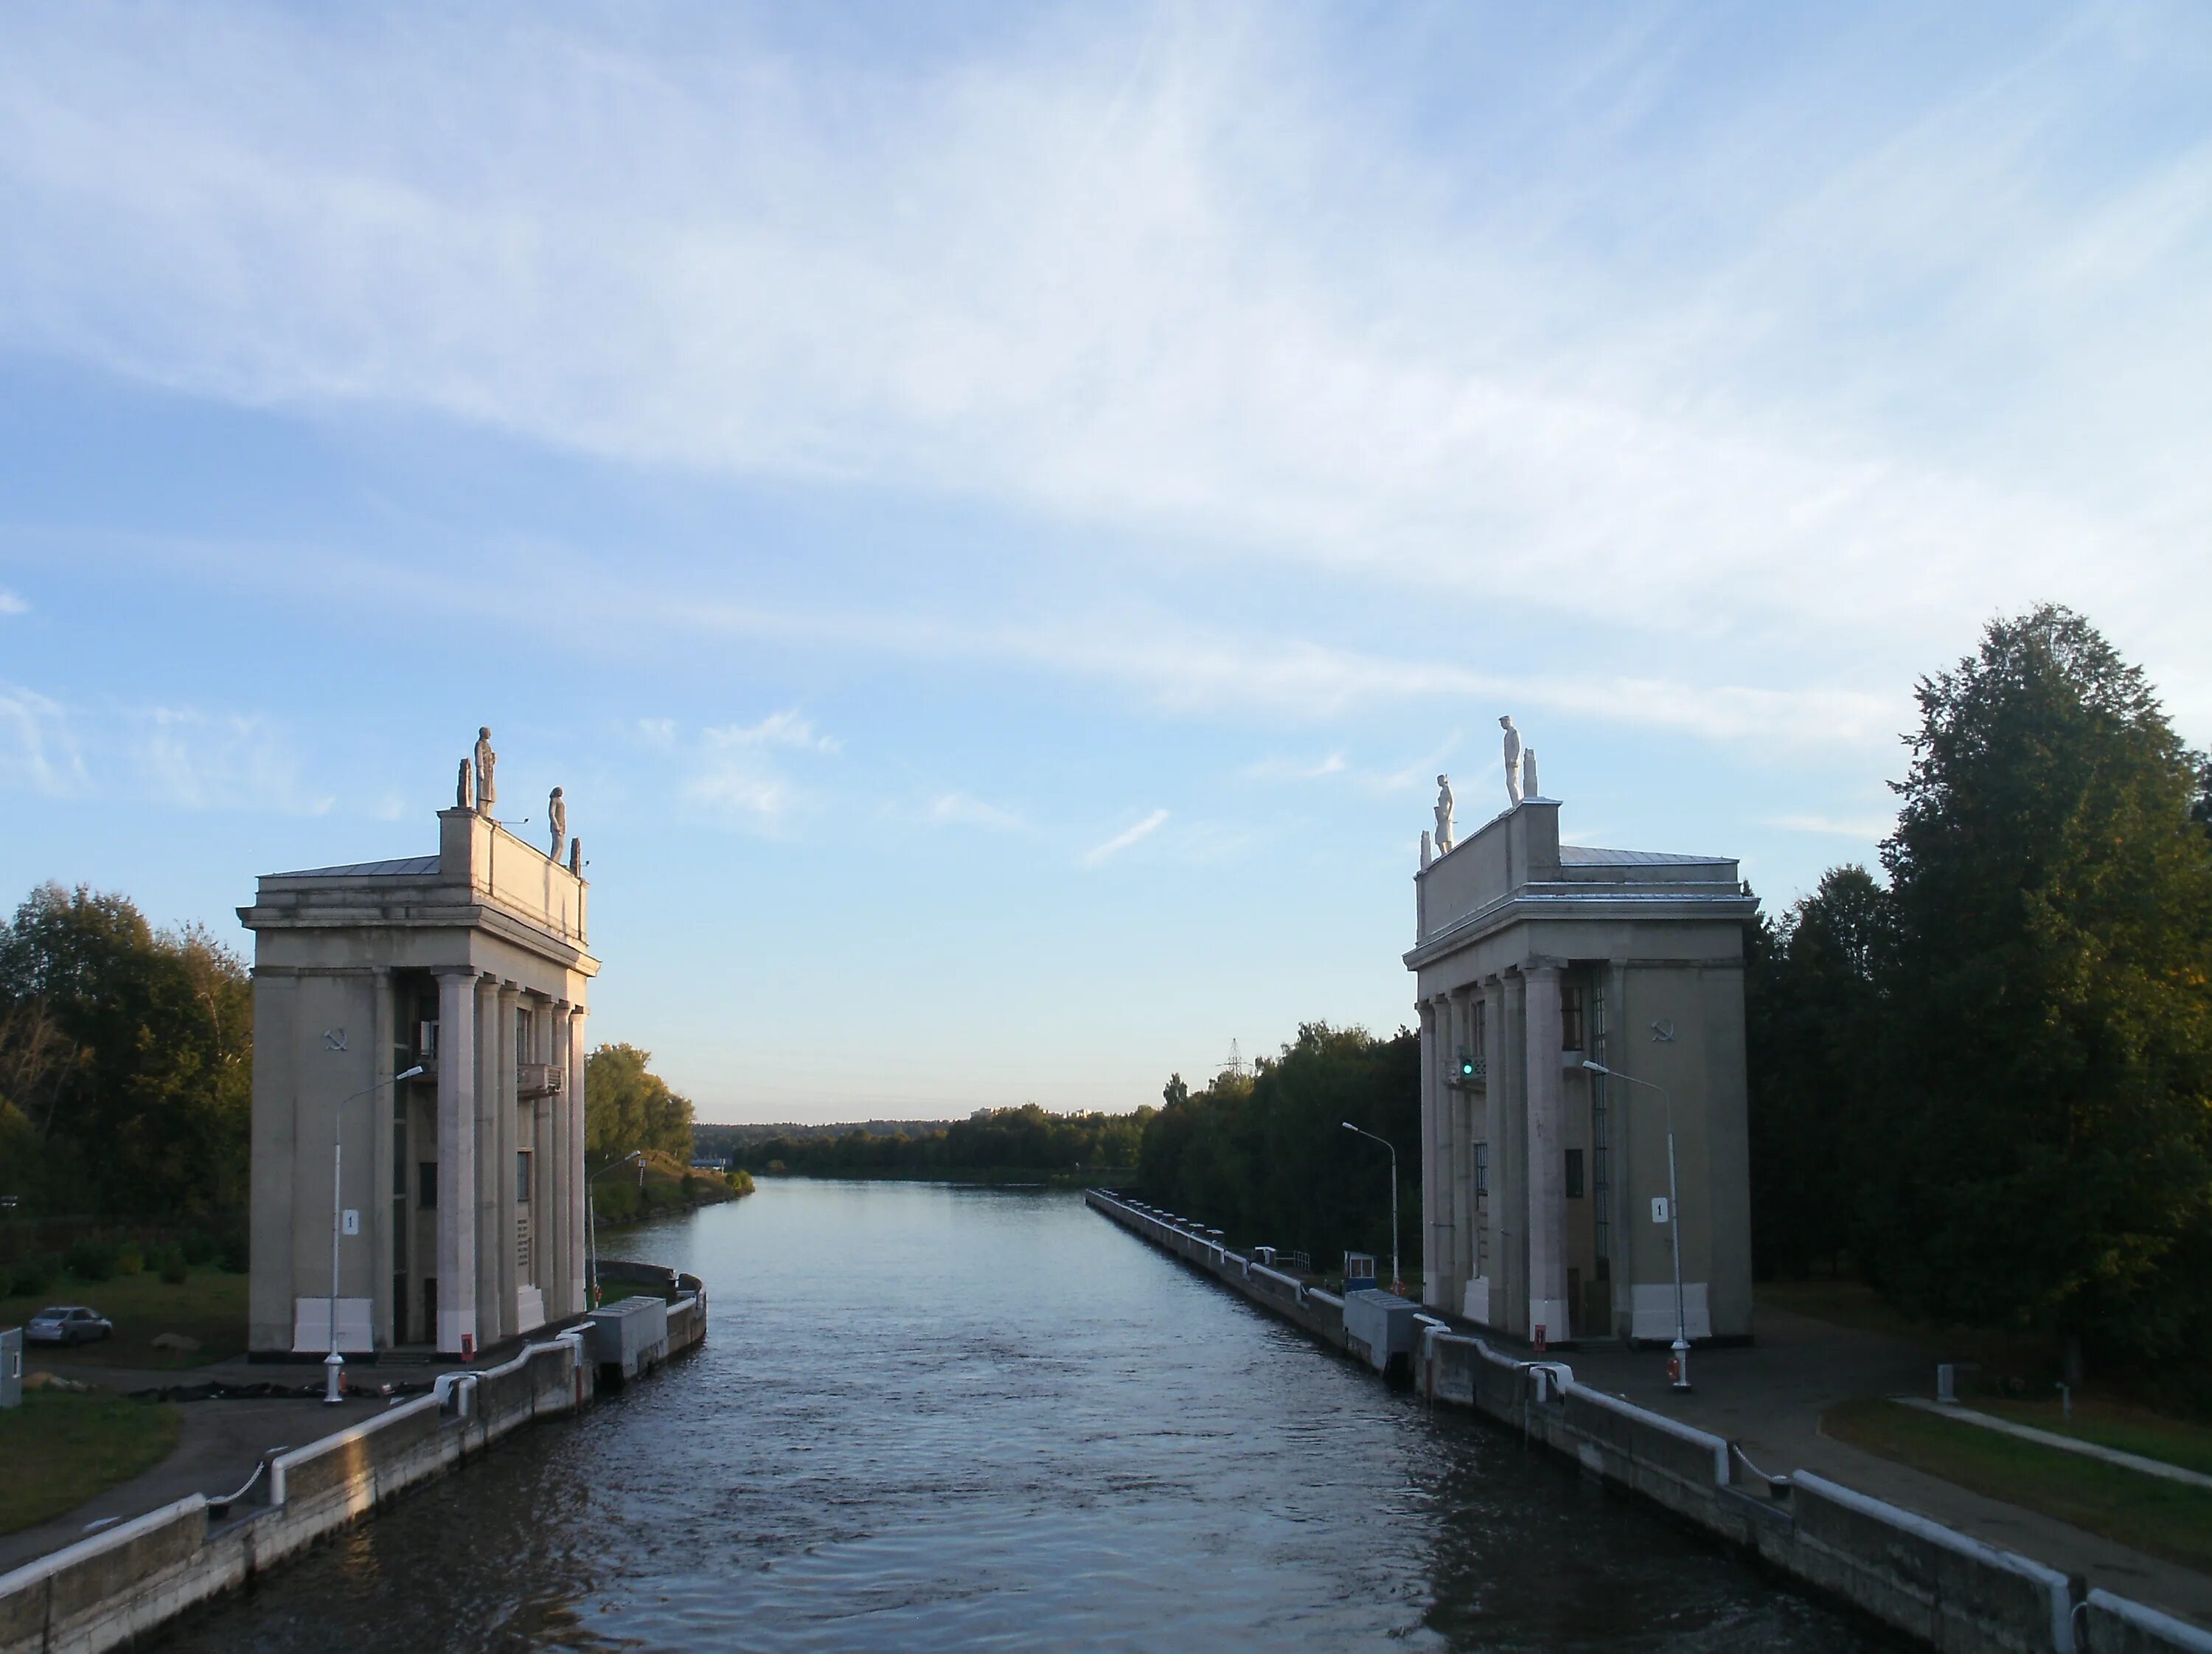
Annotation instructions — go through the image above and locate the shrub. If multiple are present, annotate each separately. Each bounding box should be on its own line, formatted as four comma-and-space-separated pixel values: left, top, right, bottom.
66, 1239, 118, 1282
180, 1231, 217, 1266
217, 1233, 249, 1274
115, 1245, 145, 1276
9, 1253, 59, 1296
156, 1245, 189, 1285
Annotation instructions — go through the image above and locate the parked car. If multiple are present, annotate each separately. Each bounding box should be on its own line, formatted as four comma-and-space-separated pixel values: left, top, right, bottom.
24, 1305, 114, 1347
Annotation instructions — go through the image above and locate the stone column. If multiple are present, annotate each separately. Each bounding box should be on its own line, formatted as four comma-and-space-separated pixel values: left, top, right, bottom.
1498, 969, 1527, 1334
1447, 990, 1475, 1305
567, 1004, 589, 1313
433, 967, 477, 1355
369, 968, 394, 1349
1478, 981, 1513, 1309
494, 984, 521, 1338
474, 976, 503, 1347
1417, 998, 1441, 1310
1524, 965, 1569, 1343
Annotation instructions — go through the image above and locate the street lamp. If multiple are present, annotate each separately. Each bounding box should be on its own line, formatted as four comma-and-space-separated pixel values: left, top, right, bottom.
1340, 1122, 1400, 1295
1582, 1059, 1691, 1391
328, 1063, 425, 1404
586, 1150, 644, 1310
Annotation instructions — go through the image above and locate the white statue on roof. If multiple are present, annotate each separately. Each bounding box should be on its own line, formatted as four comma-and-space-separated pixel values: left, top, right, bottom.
474, 726, 497, 816
1500, 716, 1523, 807
1433, 775, 1455, 853
1522, 746, 1540, 800
455, 758, 474, 811
548, 787, 566, 858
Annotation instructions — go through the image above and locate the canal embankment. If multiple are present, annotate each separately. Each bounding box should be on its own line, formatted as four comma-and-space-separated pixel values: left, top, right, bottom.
0, 1271, 706, 1654
1087, 1188, 2212, 1654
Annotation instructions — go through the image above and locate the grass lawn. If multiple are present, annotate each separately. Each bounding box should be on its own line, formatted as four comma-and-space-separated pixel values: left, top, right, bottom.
1, 1265, 248, 1369
1974, 1397, 2212, 1480
0, 1390, 181, 1535
1823, 1398, 2212, 1572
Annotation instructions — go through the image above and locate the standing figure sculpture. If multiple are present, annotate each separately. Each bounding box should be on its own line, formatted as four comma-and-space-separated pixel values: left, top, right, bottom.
547, 787, 566, 858
1500, 716, 1523, 807
1433, 775, 1456, 854
473, 727, 498, 816
455, 758, 475, 812
1521, 747, 1540, 800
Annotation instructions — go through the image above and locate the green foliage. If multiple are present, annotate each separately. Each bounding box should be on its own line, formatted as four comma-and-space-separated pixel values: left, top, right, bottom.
114, 1245, 143, 1277
0, 884, 251, 1219
728, 1103, 1150, 1179
1138, 1023, 1419, 1271
1744, 866, 1888, 1278
156, 1245, 188, 1285
66, 1238, 116, 1282
8, 1253, 58, 1296
585, 1043, 696, 1164
1855, 605, 2212, 1366
1751, 607, 2212, 1381
178, 1231, 216, 1268
216, 1232, 248, 1274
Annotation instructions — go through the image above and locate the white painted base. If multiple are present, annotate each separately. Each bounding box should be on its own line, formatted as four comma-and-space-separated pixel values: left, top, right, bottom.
1461, 1276, 1492, 1324
1528, 1296, 1571, 1346
291, 1296, 374, 1354
1627, 1282, 1711, 1341
515, 1285, 546, 1335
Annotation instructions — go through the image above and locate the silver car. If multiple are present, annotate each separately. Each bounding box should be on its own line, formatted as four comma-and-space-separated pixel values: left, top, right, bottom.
24, 1304, 114, 1346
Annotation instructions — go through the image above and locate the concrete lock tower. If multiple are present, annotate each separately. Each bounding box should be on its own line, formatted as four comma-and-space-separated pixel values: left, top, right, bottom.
239, 745, 598, 1361
1405, 750, 1756, 1360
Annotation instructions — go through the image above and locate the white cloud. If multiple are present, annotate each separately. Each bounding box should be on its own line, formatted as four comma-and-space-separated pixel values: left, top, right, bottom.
127, 706, 335, 815
0, 685, 338, 812
0, 1, 2203, 684
1082, 807, 1169, 868
0, 589, 27, 615
681, 758, 797, 830
703, 710, 841, 754
926, 791, 1025, 832
0, 685, 88, 796
635, 717, 677, 749
1240, 751, 1346, 782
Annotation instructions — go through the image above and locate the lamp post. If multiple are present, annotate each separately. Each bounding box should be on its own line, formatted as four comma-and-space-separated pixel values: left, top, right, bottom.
328, 1063, 425, 1404
585, 1150, 644, 1310
1340, 1122, 1400, 1294
1582, 1059, 1690, 1390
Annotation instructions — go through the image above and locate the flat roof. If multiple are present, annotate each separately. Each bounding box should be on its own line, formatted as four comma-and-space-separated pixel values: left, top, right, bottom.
264, 855, 441, 880
1558, 845, 1728, 867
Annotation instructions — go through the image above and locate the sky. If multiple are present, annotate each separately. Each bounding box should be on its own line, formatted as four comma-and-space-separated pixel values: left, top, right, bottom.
2, 2, 2209, 1122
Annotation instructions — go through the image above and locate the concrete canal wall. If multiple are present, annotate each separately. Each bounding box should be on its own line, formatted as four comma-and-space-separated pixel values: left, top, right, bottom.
1086, 1189, 2211, 1654
0, 1274, 707, 1654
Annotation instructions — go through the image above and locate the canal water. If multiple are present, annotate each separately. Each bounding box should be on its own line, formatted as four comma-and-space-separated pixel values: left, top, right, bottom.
156, 1181, 1894, 1651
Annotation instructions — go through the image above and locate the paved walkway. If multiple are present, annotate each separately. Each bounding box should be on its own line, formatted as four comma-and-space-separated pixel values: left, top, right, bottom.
1552, 1304, 2212, 1631
0, 1350, 487, 1576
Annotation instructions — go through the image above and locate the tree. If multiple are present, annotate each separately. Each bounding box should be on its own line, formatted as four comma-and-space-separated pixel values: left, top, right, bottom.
1138, 1023, 1419, 1270
0, 883, 250, 1217
584, 1043, 695, 1164
1860, 605, 2212, 1372
1744, 866, 1888, 1277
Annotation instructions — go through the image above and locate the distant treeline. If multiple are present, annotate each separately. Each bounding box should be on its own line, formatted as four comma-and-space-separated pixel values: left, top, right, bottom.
1138, 1024, 1418, 1274
719, 1104, 1149, 1179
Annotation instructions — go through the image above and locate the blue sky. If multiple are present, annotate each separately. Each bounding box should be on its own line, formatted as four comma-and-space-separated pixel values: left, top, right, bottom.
2, 2, 2208, 1121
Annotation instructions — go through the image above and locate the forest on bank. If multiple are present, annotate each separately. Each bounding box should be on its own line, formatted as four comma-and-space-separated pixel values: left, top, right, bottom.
719, 1103, 1149, 1181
